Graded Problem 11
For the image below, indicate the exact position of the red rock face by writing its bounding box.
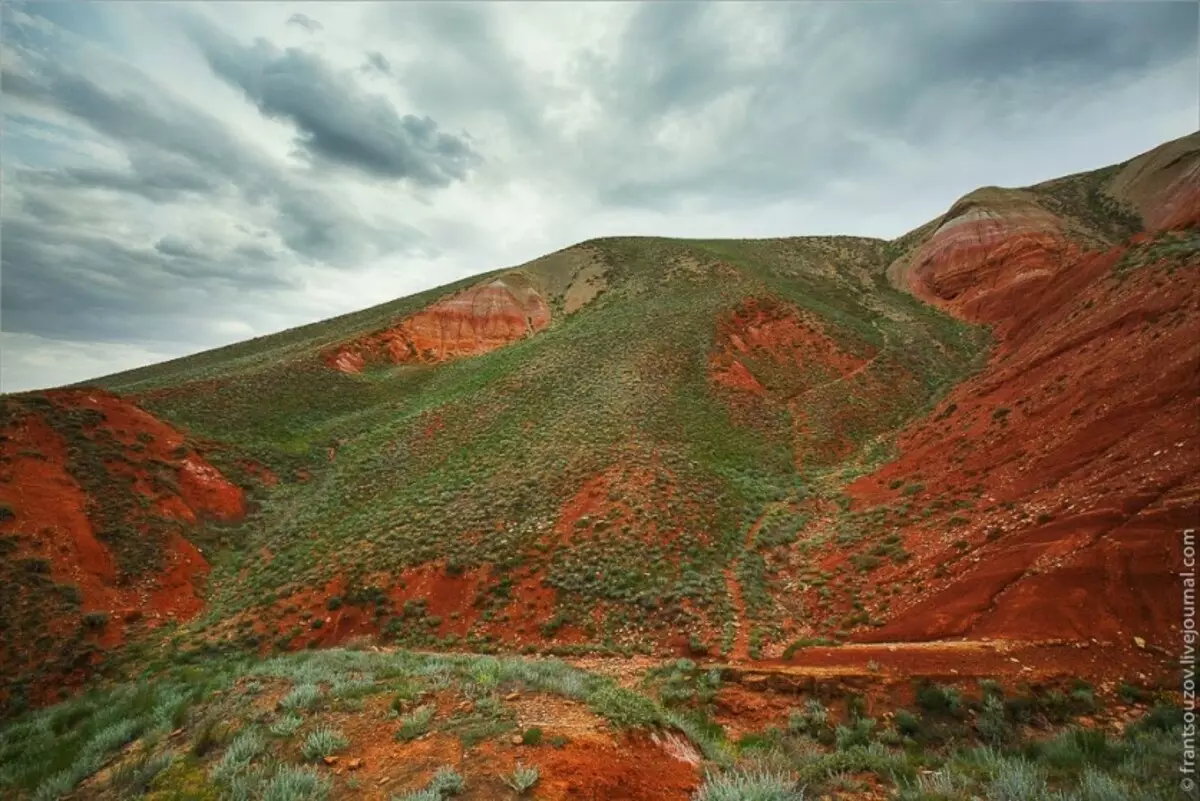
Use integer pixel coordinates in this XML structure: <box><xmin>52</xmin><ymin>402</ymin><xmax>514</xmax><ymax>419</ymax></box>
<box><xmin>327</xmin><ymin>277</ymin><xmax>551</xmax><ymax>372</ymax></box>
<box><xmin>852</xmin><ymin>207</ymin><xmax>1200</xmax><ymax>650</ymax></box>
<box><xmin>900</xmin><ymin>199</ymin><xmax>1076</xmax><ymax>327</ymax></box>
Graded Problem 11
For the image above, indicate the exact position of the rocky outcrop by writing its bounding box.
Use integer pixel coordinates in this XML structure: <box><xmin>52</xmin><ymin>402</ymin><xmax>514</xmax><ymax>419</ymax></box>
<box><xmin>327</xmin><ymin>275</ymin><xmax>551</xmax><ymax>373</ymax></box>
<box><xmin>893</xmin><ymin>188</ymin><xmax>1075</xmax><ymax>324</ymax></box>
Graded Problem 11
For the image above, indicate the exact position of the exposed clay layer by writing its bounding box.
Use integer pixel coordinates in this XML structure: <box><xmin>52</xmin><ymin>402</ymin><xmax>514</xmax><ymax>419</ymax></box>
<box><xmin>897</xmin><ymin>191</ymin><xmax>1077</xmax><ymax>324</ymax></box>
<box><xmin>850</xmin><ymin>213</ymin><xmax>1199</xmax><ymax>650</ymax></box>
<box><xmin>0</xmin><ymin>389</ymin><xmax>244</xmax><ymax>704</ymax></box>
<box><xmin>327</xmin><ymin>276</ymin><xmax>551</xmax><ymax>372</ymax></box>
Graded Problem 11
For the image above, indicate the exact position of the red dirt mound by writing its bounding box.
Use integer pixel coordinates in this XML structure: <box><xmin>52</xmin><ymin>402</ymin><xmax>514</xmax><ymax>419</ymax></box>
<box><xmin>851</xmin><ymin>210</ymin><xmax>1199</xmax><ymax>651</ymax></box>
<box><xmin>327</xmin><ymin>276</ymin><xmax>551</xmax><ymax>373</ymax></box>
<box><xmin>0</xmin><ymin>389</ymin><xmax>244</xmax><ymax>707</ymax></box>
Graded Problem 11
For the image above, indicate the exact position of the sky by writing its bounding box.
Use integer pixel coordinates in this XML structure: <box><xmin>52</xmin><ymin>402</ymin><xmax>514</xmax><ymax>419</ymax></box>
<box><xmin>1</xmin><ymin>1</ymin><xmax>1197</xmax><ymax>393</ymax></box>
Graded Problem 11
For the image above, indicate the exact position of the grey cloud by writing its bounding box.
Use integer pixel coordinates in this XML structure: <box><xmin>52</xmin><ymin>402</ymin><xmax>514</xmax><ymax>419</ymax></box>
<box><xmin>0</xmin><ymin>9</ymin><xmax>429</xmax><ymax>355</ymax></box>
<box><xmin>579</xmin><ymin>1</ymin><xmax>1199</xmax><ymax>208</ymax></box>
<box><xmin>364</xmin><ymin>51</ymin><xmax>391</xmax><ymax>74</ymax></box>
<box><xmin>286</xmin><ymin>12</ymin><xmax>322</xmax><ymax>33</ymax></box>
<box><xmin>2</xmin><ymin>23</ymin><xmax>417</xmax><ymax>263</ymax></box>
<box><xmin>374</xmin><ymin>3</ymin><xmax>549</xmax><ymax>144</ymax></box>
<box><xmin>184</xmin><ymin>18</ymin><xmax>480</xmax><ymax>185</ymax></box>
<box><xmin>154</xmin><ymin>235</ymin><xmax>207</xmax><ymax>259</ymax></box>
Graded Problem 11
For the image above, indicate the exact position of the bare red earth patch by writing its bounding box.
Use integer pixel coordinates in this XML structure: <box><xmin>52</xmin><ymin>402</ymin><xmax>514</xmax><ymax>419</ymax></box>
<box><xmin>0</xmin><ymin>389</ymin><xmax>245</xmax><ymax>706</ymax></box>
<box><xmin>326</xmin><ymin>276</ymin><xmax>551</xmax><ymax>372</ymax></box>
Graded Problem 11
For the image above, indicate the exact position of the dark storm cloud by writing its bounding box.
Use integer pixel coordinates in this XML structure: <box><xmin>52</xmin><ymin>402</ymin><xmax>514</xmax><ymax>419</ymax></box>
<box><xmin>286</xmin><ymin>13</ymin><xmax>323</xmax><ymax>33</ymax></box>
<box><xmin>184</xmin><ymin>18</ymin><xmax>480</xmax><ymax>184</ymax></box>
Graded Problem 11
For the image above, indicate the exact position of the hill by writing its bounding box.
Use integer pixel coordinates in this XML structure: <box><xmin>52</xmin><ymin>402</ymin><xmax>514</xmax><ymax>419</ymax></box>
<box><xmin>0</xmin><ymin>132</ymin><xmax>1196</xmax><ymax>800</ymax></box>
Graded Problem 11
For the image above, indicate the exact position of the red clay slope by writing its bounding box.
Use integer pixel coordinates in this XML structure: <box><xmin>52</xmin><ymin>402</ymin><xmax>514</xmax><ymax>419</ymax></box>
<box><xmin>326</xmin><ymin>274</ymin><xmax>551</xmax><ymax>373</ymax></box>
<box><xmin>0</xmin><ymin>389</ymin><xmax>245</xmax><ymax>705</ymax></box>
<box><xmin>850</xmin><ymin>135</ymin><xmax>1200</xmax><ymax>651</ymax></box>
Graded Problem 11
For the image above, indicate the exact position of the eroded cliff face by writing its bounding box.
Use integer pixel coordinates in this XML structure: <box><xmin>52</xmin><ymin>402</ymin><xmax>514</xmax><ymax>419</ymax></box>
<box><xmin>894</xmin><ymin>189</ymin><xmax>1077</xmax><ymax>326</ymax></box>
<box><xmin>327</xmin><ymin>276</ymin><xmax>551</xmax><ymax>373</ymax></box>
<box><xmin>848</xmin><ymin>140</ymin><xmax>1200</xmax><ymax>651</ymax></box>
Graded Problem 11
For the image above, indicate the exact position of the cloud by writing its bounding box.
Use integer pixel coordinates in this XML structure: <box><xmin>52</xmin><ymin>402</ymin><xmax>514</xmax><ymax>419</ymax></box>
<box><xmin>364</xmin><ymin>51</ymin><xmax>391</xmax><ymax>74</ymax></box>
<box><xmin>183</xmin><ymin>16</ymin><xmax>481</xmax><ymax>184</ymax></box>
<box><xmin>1</xmin><ymin>0</ymin><xmax>1196</xmax><ymax>393</ymax></box>
<box><xmin>286</xmin><ymin>12</ymin><xmax>322</xmax><ymax>33</ymax></box>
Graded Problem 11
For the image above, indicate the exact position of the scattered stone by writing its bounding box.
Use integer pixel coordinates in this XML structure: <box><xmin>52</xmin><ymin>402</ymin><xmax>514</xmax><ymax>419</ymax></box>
<box><xmin>511</xmin><ymin>734</ymin><xmax>525</xmax><ymax>746</ymax></box>
<box><xmin>505</xmin><ymin>691</ymin><xmax>521</xmax><ymax>701</ymax></box>
<box><xmin>323</xmin><ymin>756</ymin><xmax>339</xmax><ymax>766</ymax></box>
<box><xmin>378</xmin><ymin>776</ymin><xmax>390</xmax><ymax>786</ymax></box>
<box><xmin>1133</xmin><ymin>636</ymin><xmax>1146</xmax><ymax>649</ymax></box>
<box><xmin>348</xmin><ymin>758</ymin><xmax>363</xmax><ymax>771</ymax></box>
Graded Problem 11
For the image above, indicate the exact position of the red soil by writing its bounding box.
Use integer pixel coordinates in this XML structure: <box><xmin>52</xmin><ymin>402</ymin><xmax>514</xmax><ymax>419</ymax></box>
<box><xmin>898</xmin><ymin>195</ymin><xmax>1077</xmax><ymax>325</ymax></box>
<box><xmin>0</xmin><ymin>389</ymin><xmax>245</xmax><ymax>702</ymax></box>
<box><xmin>855</xmin><ymin>196</ymin><xmax>1199</xmax><ymax>651</ymax></box>
<box><xmin>710</xmin><ymin>297</ymin><xmax>871</xmax><ymax>397</ymax></box>
<box><xmin>326</xmin><ymin>277</ymin><xmax>551</xmax><ymax>373</ymax></box>
<box><xmin>468</xmin><ymin>733</ymin><xmax>699</xmax><ymax>801</ymax></box>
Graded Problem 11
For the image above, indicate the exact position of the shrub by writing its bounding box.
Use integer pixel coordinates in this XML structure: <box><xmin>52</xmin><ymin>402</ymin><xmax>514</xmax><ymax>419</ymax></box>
<box><xmin>269</xmin><ymin>713</ymin><xmax>304</xmax><ymax>737</ymax></box>
<box><xmin>428</xmin><ymin>765</ymin><xmax>465</xmax><ymax>795</ymax></box>
<box><xmin>985</xmin><ymin>758</ymin><xmax>1045</xmax><ymax>801</ymax></box>
<box><xmin>279</xmin><ymin>684</ymin><xmax>321</xmax><ymax>711</ymax></box>
<box><xmin>587</xmin><ymin>686</ymin><xmax>662</xmax><ymax>728</ymax></box>
<box><xmin>300</xmin><ymin>727</ymin><xmax>348</xmax><ymax>762</ymax></box>
<box><xmin>915</xmin><ymin>682</ymin><xmax>962</xmax><ymax>717</ymax></box>
<box><xmin>894</xmin><ymin>710</ymin><xmax>921</xmax><ymax>738</ymax></box>
<box><xmin>108</xmin><ymin>752</ymin><xmax>173</xmax><ymax>796</ymax></box>
<box><xmin>503</xmin><ymin>763</ymin><xmax>540</xmax><ymax>794</ymax></box>
<box><xmin>692</xmin><ymin>768</ymin><xmax>805</xmax><ymax>801</ymax></box>
<box><xmin>521</xmin><ymin>727</ymin><xmax>543</xmax><ymax>746</ymax></box>
<box><xmin>787</xmin><ymin>699</ymin><xmax>828</xmax><ymax>738</ymax></box>
<box><xmin>396</xmin><ymin>706</ymin><xmax>435</xmax><ymax>741</ymax></box>
<box><xmin>976</xmin><ymin>695</ymin><xmax>1011</xmax><ymax>746</ymax></box>
<box><xmin>835</xmin><ymin>717</ymin><xmax>876</xmax><ymax>750</ymax></box>
<box><xmin>261</xmin><ymin>765</ymin><xmax>330</xmax><ymax>801</ymax></box>
<box><xmin>211</xmin><ymin>728</ymin><xmax>264</xmax><ymax>784</ymax></box>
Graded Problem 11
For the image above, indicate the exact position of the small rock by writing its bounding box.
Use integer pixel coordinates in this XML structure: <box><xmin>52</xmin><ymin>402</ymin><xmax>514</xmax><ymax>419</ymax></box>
<box><xmin>1133</xmin><ymin>636</ymin><xmax>1146</xmax><ymax>649</ymax></box>
<box><xmin>323</xmin><ymin>756</ymin><xmax>339</xmax><ymax>766</ymax></box>
<box><xmin>505</xmin><ymin>691</ymin><xmax>520</xmax><ymax>701</ymax></box>
<box><xmin>511</xmin><ymin>734</ymin><xmax>524</xmax><ymax>745</ymax></box>
<box><xmin>348</xmin><ymin>758</ymin><xmax>363</xmax><ymax>771</ymax></box>
<box><xmin>378</xmin><ymin>776</ymin><xmax>390</xmax><ymax>786</ymax></box>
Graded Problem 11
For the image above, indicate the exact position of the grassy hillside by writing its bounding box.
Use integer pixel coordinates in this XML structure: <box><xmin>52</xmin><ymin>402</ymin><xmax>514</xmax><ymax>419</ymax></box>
<box><xmin>88</xmin><ymin>235</ymin><xmax>986</xmax><ymax>659</ymax></box>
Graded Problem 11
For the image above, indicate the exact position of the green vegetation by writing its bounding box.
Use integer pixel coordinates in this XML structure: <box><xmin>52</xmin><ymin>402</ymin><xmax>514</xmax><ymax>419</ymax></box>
<box><xmin>65</xmin><ymin>235</ymin><xmax>985</xmax><ymax>664</ymax></box>
<box><xmin>502</xmin><ymin>762</ymin><xmax>540</xmax><ymax>794</ymax></box>
<box><xmin>0</xmin><ymin>648</ymin><xmax>698</xmax><ymax>800</ymax></box>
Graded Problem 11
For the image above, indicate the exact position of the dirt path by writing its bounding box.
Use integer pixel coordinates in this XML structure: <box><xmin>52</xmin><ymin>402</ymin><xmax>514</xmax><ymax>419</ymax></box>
<box><xmin>724</xmin><ymin>500</ymin><xmax>790</xmax><ymax>662</ymax></box>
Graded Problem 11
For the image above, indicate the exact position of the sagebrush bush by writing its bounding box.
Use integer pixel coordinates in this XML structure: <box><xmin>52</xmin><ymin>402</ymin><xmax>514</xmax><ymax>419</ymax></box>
<box><xmin>693</xmin><ymin>768</ymin><xmax>805</xmax><ymax>801</ymax></box>
<box><xmin>300</xmin><ymin>727</ymin><xmax>349</xmax><ymax>761</ymax></box>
